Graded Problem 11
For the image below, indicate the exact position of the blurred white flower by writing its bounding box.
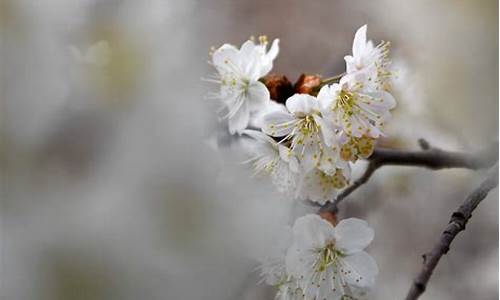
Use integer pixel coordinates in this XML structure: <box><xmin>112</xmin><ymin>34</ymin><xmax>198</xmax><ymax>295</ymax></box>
<box><xmin>257</xmin><ymin>226</ymin><xmax>304</xmax><ymax>300</ymax></box>
<box><xmin>262</xmin><ymin>94</ymin><xmax>343</xmax><ymax>174</ymax></box>
<box><xmin>317</xmin><ymin>75</ymin><xmax>396</xmax><ymax>139</ymax></box>
<box><xmin>243</xmin><ymin>130</ymin><xmax>299</xmax><ymax>195</ymax></box>
<box><xmin>344</xmin><ymin>25</ymin><xmax>392</xmax><ymax>91</ymax></box>
<box><xmin>250</xmin><ymin>99</ymin><xmax>288</xmax><ymax>130</ymax></box>
<box><xmin>70</xmin><ymin>40</ymin><xmax>111</xmax><ymax>67</ymax></box>
<box><xmin>286</xmin><ymin>215</ymin><xmax>378</xmax><ymax>300</ymax></box>
<box><xmin>276</xmin><ymin>278</ymin><xmax>304</xmax><ymax>300</ymax></box>
<box><xmin>209</xmin><ymin>36</ymin><xmax>279</xmax><ymax>134</ymax></box>
<box><xmin>258</xmin><ymin>225</ymin><xmax>292</xmax><ymax>286</ymax></box>
<box><xmin>298</xmin><ymin>167</ymin><xmax>350</xmax><ymax>205</ymax></box>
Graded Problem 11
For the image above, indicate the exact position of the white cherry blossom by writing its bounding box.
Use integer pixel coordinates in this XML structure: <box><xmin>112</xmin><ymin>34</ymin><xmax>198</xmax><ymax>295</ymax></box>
<box><xmin>344</xmin><ymin>25</ymin><xmax>392</xmax><ymax>91</ymax></box>
<box><xmin>286</xmin><ymin>215</ymin><xmax>378</xmax><ymax>300</ymax></box>
<box><xmin>262</xmin><ymin>94</ymin><xmax>344</xmax><ymax>174</ymax></box>
<box><xmin>209</xmin><ymin>36</ymin><xmax>279</xmax><ymax>134</ymax></box>
<box><xmin>298</xmin><ymin>167</ymin><xmax>350</xmax><ymax>205</ymax></box>
<box><xmin>317</xmin><ymin>74</ymin><xmax>396</xmax><ymax>138</ymax></box>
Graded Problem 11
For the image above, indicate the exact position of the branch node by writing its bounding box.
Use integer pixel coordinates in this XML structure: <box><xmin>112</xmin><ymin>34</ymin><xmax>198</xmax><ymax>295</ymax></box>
<box><xmin>418</xmin><ymin>138</ymin><xmax>431</xmax><ymax>150</ymax></box>
<box><xmin>415</xmin><ymin>281</ymin><xmax>426</xmax><ymax>292</ymax></box>
<box><xmin>421</xmin><ymin>254</ymin><xmax>427</xmax><ymax>263</ymax></box>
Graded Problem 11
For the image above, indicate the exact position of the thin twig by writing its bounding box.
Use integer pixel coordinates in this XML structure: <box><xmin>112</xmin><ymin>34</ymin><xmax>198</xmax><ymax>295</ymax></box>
<box><xmin>405</xmin><ymin>165</ymin><xmax>499</xmax><ymax>300</ymax></box>
<box><xmin>319</xmin><ymin>140</ymin><xmax>498</xmax><ymax>213</ymax></box>
<box><xmin>320</xmin><ymin>72</ymin><xmax>346</xmax><ymax>85</ymax></box>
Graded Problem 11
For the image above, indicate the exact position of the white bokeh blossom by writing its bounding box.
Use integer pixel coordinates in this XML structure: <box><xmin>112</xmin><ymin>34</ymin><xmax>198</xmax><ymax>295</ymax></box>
<box><xmin>286</xmin><ymin>214</ymin><xmax>378</xmax><ymax>300</ymax></box>
<box><xmin>209</xmin><ymin>36</ymin><xmax>279</xmax><ymax>134</ymax></box>
<box><xmin>258</xmin><ymin>226</ymin><xmax>304</xmax><ymax>300</ymax></box>
<box><xmin>243</xmin><ymin>130</ymin><xmax>300</xmax><ymax>195</ymax></box>
<box><xmin>70</xmin><ymin>40</ymin><xmax>111</xmax><ymax>67</ymax></box>
<box><xmin>276</xmin><ymin>279</ymin><xmax>305</xmax><ymax>300</ymax></box>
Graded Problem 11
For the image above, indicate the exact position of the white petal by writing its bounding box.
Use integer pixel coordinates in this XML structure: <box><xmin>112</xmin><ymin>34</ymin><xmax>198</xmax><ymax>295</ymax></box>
<box><xmin>239</xmin><ymin>40</ymin><xmax>257</xmax><ymax>58</ymax></box>
<box><xmin>352</xmin><ymin>24</ymin><xmax>368</xmax><ymax>58</ymax></box>
<box><xmin>285</xmin><ymin>243</ymin><xmax>314</xmax><ymax>278</ymax></box>
<box><xmin>288</xmin><ymin>156</ymin><xmax>300</xmax><ymax>173</ymax></box>
<box><xmin>367</xmin><ymin>90</ymin><xmax>397</xmax><ymax>110</ymax></box>
<box><xmin>293</xmin><ymin>133</ymin><xmax>321</xmax><ymax>173</ymax></box>
<box><xmin>341</xmin><ymin>251</ymin><xmax>378</xmax><ymax>288</ymax></box>
<box><xmin>228</xmin><ymin>102</ymin><xmax>250</xmax><ymax>134</ymax></box>
<box><xmin>246</xmin><ymin>81</ymin><xmax>270</xmax><ymax>111</ymax></box>
<box><xmin>317</xmin><ymin>146</ymin><xmax>340</xmax><ymax>175</ymax></box>
<box><xmin>337</xmin><ymin>131</ymin><xmax>349</xmax><ymax>145</ymax></box>
<box><xmin>259</xmin><ymin>39</ymin><xmax>280</xmax><ymax>76</ymax></box>
<box><xmin>313</xmin><ymin>115</ymin><xmax>336</xmax><ymax>147</ymax></box>
<box><xmin>239</xmin><ymin>40</ymin><xmax>263</xmax><ymax>79</ymax></box>
<box><xmin>300</xmin><ymin>169</ymin><xmax>337</xmax><ymax>205</ymax></box>
<box><xmin>339</xmin><ymin>163</ymin><xmax>351</xmax><ymax>178</ymax></box>
<box><xmin>344</xmin><ymin>55</ymin><xmax>357</xmax><ymax>74</ymax></box>
<box><xmin>278</xmin><ymin>144</ymin><xmax>293</xmax><ymax>163</ymax></box>
<box><xmin>249</xmin><ymin>100</ymin><xmax>287</xmax><ymax>129</ymax></box>
<box><xmin>339</xmin><ymin>72</ymin><xmax>364</xmax><ymax>89</ymax></box>
<box><xmin>212</xmin><ymin>44</ymin><xmax>240</xmax><ymax>72</ymax></box>
<box><xmin>292</xmin><ymin>214</ymin><xmax>335</xmax><ymax>250</ymax></box>
<box><xmin>285</xmin><ymin>94</ymin><xmax>319</xmax><ymax>116</ymax></box>
<box><xmin>241</xmin><ymin>129</ymin><xmax>277</xmax><ymax>146</ymax></box>
<box><xmin>267</xmin><ymin>39</ymin><xmax>280</xmax><ymax>61</ymax></box>
<box><xmin>317</xmin><ymin>84</ymin><xmax>337</xmax><ymax>113</ymax></box>
<box><xmin>262</xmin><ymin>111</ymin><xmax>297</xmax><ymax>137</ymax></box>
<box><xmin>334</xmin><ymin>218</ymin><xmax>374</xmax><ymax>254</ymax></box>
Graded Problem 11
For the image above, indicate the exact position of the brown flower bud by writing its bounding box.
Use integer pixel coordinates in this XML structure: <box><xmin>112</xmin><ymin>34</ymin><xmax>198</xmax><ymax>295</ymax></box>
<box><xmin>294</xmin><ymin>74</ymin><xmax>322</xmax><ymax>95</ymax></box>
<box><xmin>319</xmin><ymin>211</ymin><xmax>338</xmax><ymax>226</ymax></box>
<box><xmin>261</xmin><ymin>74</ymin><xmax>294</xmax><ymax>104</ymax></box>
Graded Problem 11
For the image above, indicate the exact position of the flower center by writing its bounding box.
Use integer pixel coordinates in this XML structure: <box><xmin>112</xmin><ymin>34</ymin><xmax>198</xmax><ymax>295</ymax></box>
<box><xmin>297</xmin><ymin>115</ymin><xmax>320</xmax><ymax>136</ymax></box>
<box><xmin>317</xmin><ymin>242</ymin><xmax>344</xmax><ymax>272</ymax></box>
<box><xmin>336</xmin><ymin>89</ymin><xmax>356</xmax><ymax>115</ymax></box>
<box><xmin>318</xmin><ymin>169</ymin><xmax>348</xmax><ymax>190</ymax></box>
<box><xmin>221</xmin><ymin>75</ymin><xmax>250</xmax><ymax>92</ymax></box>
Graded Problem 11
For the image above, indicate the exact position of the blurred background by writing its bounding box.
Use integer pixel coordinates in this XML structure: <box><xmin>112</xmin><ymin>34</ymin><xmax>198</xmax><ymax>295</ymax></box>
<box><xmin>1</xmin><ymin>0</ymin><xmax>498</xmax><ymax>299</ymax></box>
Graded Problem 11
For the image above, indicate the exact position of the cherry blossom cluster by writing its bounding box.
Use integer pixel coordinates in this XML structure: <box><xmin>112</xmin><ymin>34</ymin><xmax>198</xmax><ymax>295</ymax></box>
<box><xmin>207</xmin><ymin>25</ymin><xmax>396</xmax><ymax>300</ymax></box>
<box><xmin>259</xmin><ymin>215</ymin><xmax>377</xmax><ymax>300</ymax></box>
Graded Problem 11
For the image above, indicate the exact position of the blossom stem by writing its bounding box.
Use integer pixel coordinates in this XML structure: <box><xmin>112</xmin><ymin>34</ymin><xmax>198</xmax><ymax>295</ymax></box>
<box><xmin>320</xmin><ymin>73</ymin><xmax>346</xmax><ymax>85</ymax></box>
<box><xmin>311</xmin><ymin>72</ymin><xmax>345</xmax><ymax>95</ymax></box>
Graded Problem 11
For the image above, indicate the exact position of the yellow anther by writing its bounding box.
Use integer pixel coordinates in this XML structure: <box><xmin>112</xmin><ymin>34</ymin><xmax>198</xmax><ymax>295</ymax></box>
<box><xmin>258</xmin><ymin>35</ymin><xmax>268</xmax><ymax>45</ymax></box>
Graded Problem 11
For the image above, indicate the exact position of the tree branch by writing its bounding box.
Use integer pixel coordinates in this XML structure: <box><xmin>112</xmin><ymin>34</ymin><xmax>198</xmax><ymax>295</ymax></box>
<box><xmin>319</xmin><ymin>140</ymin><xmax>498</xmax><ymax>213</ymax></box>
<box><xmin>405</xmin><ymin>165</ymin><xmax>499</xmax><ymax>300</ymax></box>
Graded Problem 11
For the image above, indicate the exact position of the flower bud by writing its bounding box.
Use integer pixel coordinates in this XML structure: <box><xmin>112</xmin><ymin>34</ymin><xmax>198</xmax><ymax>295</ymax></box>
<box><xmin>261</xmin><ymin>74</ymin><xmax>293</xmax><ymax>104</ymax></box>
<box><xmin>294</xmin><ymin>74</ymin><xmax>322</xmax><ymax>95</ymax></box>
<box><xmin>319</xmin><ymin>211</ymin><xmax>338</xmax><ymax>226</ymax></box>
